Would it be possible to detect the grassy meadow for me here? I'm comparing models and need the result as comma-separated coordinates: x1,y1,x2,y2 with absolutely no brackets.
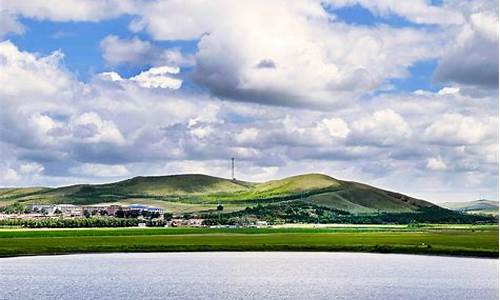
0,224,497,258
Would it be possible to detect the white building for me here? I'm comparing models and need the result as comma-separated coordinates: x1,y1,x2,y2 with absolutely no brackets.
29,204,82,216
29,204,57,215
56,204,83,216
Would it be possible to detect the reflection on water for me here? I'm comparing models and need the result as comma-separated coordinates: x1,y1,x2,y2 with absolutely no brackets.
0,252,498,300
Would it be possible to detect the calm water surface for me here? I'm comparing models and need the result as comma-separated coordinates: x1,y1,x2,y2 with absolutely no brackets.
0,252,498,300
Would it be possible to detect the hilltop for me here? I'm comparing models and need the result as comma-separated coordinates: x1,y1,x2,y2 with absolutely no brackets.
1,173,437,214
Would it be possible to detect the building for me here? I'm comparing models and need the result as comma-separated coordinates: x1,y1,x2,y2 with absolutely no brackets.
146,207,164,215
187,218,204,227
105,205,123,216
29,204,82,216
29,204,57,215
127,204,149,212
27,203,163,218
82,205,107,215
255,220,268,227
127,204,164,215
56,204,82,216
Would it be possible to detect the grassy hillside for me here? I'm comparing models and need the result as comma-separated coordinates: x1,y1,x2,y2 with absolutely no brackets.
0,187,49,199
0,173,445,215
440,200,499,216
115,174,254,195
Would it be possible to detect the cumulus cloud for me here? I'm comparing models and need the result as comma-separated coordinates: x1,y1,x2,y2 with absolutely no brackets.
19,162,44,175
424,114,497,146
0,40,74,99
129,66,182,89
69,112,126,145
319,118,350,139
0,167,21,184
100,35,194,67
98,66,182,89
351,109,410,146
426,156,447,171
98,72,123,82
0,10,25,37
332,0,464,24
434,2,499,88
438,86,460,95
0,0,136,22
130,0,441,107
70,163,130,177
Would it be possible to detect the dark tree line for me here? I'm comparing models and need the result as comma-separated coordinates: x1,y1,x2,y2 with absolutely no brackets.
202,201,498,225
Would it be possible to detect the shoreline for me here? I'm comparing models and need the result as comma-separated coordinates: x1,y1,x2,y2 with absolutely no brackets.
1,248,498,260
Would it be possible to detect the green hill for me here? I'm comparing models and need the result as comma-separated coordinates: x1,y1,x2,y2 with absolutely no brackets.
440,200,499,216
0,173,440,215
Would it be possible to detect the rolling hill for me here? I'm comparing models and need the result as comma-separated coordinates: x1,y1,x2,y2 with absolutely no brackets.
1,173,439,215
440,200,499,216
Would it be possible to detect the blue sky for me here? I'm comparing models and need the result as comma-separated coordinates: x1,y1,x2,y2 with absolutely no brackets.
0,0,498,202
10,16,199,80
7,4,440,92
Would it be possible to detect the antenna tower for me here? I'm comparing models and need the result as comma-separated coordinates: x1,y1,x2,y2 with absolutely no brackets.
231,157,235,180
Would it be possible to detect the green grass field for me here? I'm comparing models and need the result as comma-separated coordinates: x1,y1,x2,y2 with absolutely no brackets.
0,225,497,258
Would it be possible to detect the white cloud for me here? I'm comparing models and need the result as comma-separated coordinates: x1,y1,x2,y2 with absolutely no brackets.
189,125,214,139
426,156,447,171
70,112,126,145
434,2,499,88
351,109,410,146
327,0,464,25
0,0,136,22
71,163,130,178
19,162,44,175
130,66,182,89
469,11,498,42
98,66,182,89
0,40,74,99
438,87,460,95
235,128,260,145
424,114,496,146
0,167,21,184
100,35,194,67
98,72,123,82
319,118,350,138
0,10,25,37
131,0,441,107
100,35,154,66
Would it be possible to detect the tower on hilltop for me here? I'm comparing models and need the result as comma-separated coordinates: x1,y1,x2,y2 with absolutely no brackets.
231,157,235,180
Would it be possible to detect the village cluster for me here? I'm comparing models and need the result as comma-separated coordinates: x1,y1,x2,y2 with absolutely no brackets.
0,201,276,228
28,203,164,217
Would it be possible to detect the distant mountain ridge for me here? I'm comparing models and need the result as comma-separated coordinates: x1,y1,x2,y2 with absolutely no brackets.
440,200,499,216
0,173,438,215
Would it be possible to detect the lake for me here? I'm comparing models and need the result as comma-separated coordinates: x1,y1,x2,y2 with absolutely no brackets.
0,252,497,299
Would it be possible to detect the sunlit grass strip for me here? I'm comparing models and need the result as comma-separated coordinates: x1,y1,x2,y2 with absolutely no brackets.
0,229,497,258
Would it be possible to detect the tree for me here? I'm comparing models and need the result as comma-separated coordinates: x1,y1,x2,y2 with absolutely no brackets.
115,209,125,218
0,202,27,214
163,212,173,221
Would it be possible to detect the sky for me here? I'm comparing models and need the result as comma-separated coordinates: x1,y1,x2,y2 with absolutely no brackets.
0,0,498,203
